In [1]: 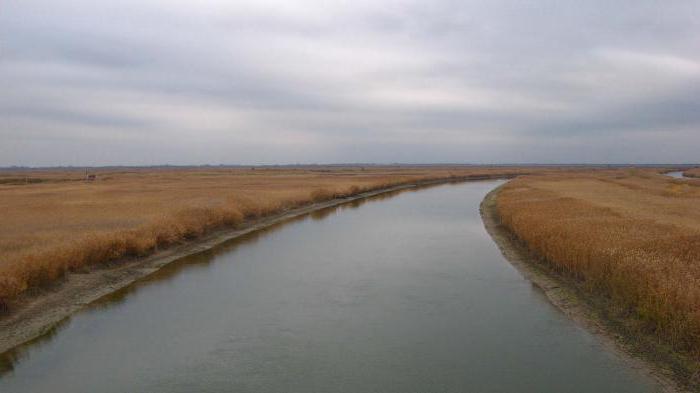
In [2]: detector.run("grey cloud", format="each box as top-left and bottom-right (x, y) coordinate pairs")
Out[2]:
(1, 0), (699, 166)
(526, 85), (700, 137)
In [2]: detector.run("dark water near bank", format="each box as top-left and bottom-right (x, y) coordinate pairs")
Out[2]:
(0, 181), (660, 392)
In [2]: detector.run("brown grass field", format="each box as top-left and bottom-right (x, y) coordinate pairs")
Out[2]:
(0, 166), (535, 307)
(684, 168), (700, 178)
(497, 169), (700, 358)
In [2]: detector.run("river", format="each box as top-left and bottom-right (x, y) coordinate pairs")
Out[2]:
(0, 180), (661, 392)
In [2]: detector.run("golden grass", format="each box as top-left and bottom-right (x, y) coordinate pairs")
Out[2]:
(0, 166), (533, 305)
(684, 168), (700, 179)
(497, 169), (700, 357)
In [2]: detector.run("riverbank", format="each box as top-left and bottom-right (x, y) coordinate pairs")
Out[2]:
(0, 175), (515, 355)
(1, 166), (546, 305)
(481, 184), (695, 392)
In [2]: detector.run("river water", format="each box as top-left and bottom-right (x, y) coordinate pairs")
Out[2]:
(0, 181), (660, 392)
(666, 171), (688, 179)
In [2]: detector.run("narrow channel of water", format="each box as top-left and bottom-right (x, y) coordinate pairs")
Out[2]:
(0, 181), (661, 392)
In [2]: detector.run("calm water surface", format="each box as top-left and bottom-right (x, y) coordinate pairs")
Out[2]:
(0, 181), (660, 392)
(666, 171), (688, 179)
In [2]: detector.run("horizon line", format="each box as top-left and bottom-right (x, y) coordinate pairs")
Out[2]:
(1, 163), (698, 171)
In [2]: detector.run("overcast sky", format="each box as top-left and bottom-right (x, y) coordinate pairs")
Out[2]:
(1, 0), (699, 166)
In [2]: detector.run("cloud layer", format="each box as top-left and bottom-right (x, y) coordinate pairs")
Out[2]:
(2, 0), (699, 165)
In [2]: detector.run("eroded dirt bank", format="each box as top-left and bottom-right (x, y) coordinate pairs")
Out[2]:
(480, 185), (694, 393)
(0, 175), (511, 356)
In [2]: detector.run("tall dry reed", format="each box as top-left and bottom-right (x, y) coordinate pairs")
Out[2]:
(497, 171), (700, 356)
(685, 168), (700, 179)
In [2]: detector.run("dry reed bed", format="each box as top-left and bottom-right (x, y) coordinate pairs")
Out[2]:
(684, 168), (700, 179)
(0, 167), (532, 307)
(496, 170), (700, 357)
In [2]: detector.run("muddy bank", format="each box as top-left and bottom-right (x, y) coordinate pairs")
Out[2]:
(0, 175), (513, 355)
(480, 185), (694, 393)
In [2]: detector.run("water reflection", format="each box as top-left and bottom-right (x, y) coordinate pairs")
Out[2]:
(0, 182), (450, 373)
(91, 184), (442, 310)
(0, 319), (69, 376)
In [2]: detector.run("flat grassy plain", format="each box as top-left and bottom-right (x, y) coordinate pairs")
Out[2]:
(0, 166), (533, 306)
(497, 169), (700, 359)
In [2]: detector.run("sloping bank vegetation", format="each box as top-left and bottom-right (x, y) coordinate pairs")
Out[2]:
(0, 167), (533, 311)
(495, 169), (700, 383)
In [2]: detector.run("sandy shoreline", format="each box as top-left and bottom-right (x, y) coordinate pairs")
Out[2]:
(0, 175), (511, 356)
(480, 185), (693, 393)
